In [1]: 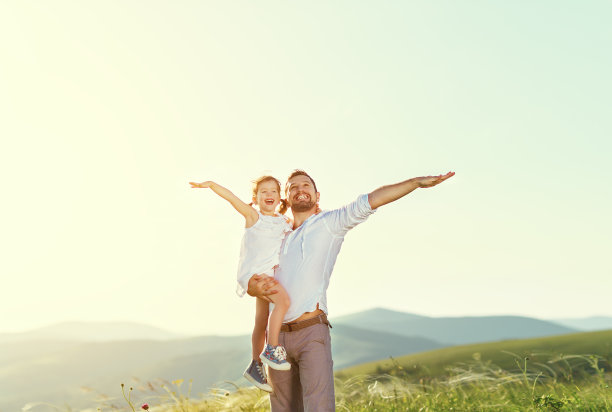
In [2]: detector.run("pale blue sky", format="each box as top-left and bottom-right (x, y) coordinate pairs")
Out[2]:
(1, 1), (610, 335)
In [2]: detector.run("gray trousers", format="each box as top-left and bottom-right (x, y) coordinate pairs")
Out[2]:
(268, 323), (335, 412)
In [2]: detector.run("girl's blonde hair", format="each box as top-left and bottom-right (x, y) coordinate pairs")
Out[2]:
(250, 175), (288, 215)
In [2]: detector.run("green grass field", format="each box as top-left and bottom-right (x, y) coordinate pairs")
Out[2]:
(116, 330), (612, 411)
(338, 329), (612, 379)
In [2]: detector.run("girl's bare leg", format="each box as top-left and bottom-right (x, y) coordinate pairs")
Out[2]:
(266, 283), (291, 347)
(252, 297), (269, 360)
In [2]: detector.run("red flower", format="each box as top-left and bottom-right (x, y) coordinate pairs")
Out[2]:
(141, 403), (149, 411)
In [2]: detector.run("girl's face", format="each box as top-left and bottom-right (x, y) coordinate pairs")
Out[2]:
(254, 180), (281, 215)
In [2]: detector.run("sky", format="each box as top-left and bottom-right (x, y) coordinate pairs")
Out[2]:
(1, 1), (610, 336)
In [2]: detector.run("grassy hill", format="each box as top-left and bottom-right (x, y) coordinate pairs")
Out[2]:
(4, 318), (609, 411)
(338, 328), (612, 379)
(144, 329), (612, 412)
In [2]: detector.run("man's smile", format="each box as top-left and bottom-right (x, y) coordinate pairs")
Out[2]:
(294, 193), (310, 202)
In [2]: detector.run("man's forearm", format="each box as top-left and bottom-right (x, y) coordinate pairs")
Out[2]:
(367, 172), (455, 209)
(368, 178), (420, 209)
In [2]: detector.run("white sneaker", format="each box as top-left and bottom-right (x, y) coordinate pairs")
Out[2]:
(243, 359), (273, 392)
(260, 344), (291, 371)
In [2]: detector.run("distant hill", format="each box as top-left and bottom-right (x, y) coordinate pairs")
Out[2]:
(551, 316), (612, 331)
(0, 335), (250, 410)
(0, 321), (184, 343)
(0, 323), (440, 411)
(329, 324), (442, 369)
(332, 308), (428, 324)
(334, 308), (577, 344)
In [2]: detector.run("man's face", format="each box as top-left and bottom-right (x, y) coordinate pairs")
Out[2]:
(286, 175), (319, 213)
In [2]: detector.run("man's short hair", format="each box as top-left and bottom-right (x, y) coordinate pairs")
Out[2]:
(286, 169), (318, 194)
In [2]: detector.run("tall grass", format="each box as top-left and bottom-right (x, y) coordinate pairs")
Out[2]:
(333, 353), (611, 411)
(110, 352), (611, 411)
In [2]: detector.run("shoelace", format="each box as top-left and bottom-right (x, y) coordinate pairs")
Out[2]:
(256, 363), (267, 379)
(273, 346), (287, 361)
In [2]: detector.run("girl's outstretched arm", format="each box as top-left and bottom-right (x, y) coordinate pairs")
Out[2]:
(190, 181), (258, 226)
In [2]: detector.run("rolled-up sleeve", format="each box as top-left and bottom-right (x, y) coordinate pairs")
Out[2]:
(323, 194), (376, 236)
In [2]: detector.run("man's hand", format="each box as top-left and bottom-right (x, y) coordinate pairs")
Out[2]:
(247, 274), (279, 303)
(416, 171), (455, 188)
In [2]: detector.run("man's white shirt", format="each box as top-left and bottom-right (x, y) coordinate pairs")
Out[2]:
(275, 194), (376, 322)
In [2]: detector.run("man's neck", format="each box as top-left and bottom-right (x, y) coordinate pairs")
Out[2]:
(292, 209), (316, 229)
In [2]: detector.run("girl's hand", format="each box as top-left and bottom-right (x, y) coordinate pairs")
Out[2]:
(189, 181), (214, 188)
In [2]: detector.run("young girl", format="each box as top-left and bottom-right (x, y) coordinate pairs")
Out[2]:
(189, 176), (292, 392)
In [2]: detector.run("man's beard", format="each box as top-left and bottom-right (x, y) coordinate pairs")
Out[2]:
(291, 198), (316, 212)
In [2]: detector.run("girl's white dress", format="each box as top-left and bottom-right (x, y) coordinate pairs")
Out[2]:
(236, 212), (292, 297)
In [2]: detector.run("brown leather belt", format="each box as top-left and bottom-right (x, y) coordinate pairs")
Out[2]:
(280, 314), (331, 332)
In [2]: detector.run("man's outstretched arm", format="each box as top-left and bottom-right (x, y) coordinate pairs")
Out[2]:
(368, 171), (455, 209)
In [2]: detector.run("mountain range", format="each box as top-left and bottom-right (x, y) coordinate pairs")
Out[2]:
(0, 321), (183, 344)
(333, 308), (577, 345)
(1, 308), (610, 411)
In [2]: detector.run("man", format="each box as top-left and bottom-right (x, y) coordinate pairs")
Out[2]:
(248, 169), (454, 411)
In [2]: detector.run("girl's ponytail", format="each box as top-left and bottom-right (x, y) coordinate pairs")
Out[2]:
(278, 199), (288, 215)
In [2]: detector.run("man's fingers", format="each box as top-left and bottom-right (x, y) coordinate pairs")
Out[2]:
(427, 172), (454, 186)
(262, 280), (279, 291)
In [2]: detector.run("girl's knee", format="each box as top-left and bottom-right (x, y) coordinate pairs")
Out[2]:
(276, 293), (290, 309)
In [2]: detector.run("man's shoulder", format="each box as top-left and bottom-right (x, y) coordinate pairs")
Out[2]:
(308, 208), (342, 227)
(305, 210), (329, 224)
(313, 208), (337, 220)
(320, 195), (369, 215)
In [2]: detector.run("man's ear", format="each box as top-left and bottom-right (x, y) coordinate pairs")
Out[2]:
(316, 192), (320, 203)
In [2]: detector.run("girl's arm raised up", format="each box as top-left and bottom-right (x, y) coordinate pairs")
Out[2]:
(190, 181), (258, 226)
